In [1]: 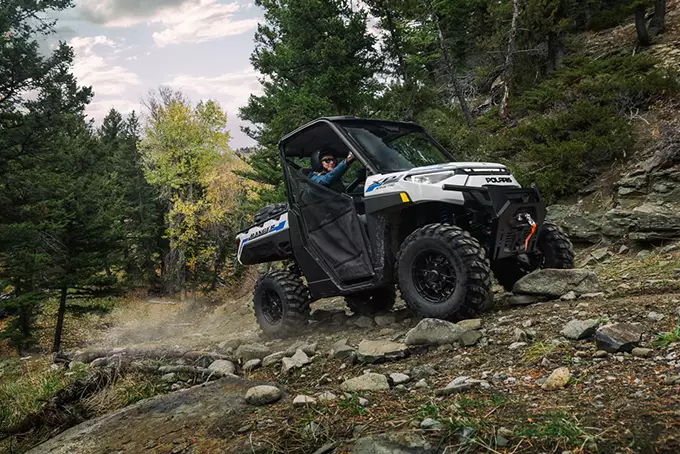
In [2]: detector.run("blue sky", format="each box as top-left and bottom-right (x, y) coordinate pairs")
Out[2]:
(52, 0), (264, 148)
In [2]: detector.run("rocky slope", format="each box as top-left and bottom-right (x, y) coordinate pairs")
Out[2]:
(28, 246), (680, 454)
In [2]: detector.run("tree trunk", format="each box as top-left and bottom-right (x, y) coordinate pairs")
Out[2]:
(52, 286), (68, 353)
(500, 0), (520, 120)
(649, 0), (666, 35)
(547, 31), (565, 73)
(635, 4), (651, 46)
(427, 1), (473, 125)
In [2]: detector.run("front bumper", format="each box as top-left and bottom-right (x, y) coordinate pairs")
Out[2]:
(443, 184), (547, 260)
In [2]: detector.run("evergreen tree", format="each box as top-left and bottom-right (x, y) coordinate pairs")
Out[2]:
(239, 0), (380, 186)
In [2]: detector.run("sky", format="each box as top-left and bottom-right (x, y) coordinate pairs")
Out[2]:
(51, 0), (264, 148)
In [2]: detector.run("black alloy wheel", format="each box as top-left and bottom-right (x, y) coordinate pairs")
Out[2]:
(260, 289), (283, 325)
(412, 249), (457, 304)
(253, 271), (311, 336)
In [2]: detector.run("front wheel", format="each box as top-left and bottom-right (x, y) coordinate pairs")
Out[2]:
(396, 224), (491, 319)
(253, 271), (311, 337)
(492, 222), (575, 291)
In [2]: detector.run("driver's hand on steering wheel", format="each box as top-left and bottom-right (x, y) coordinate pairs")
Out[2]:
(345, 151), (355, 164)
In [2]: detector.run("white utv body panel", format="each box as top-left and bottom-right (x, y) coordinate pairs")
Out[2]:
(236, 212), (289, 264)
(364, 162), (520, 203)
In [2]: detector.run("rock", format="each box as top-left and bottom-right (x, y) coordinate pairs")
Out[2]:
(302, 421), (324, 438)
(161, 373), (177, 382)
(310, 308), (345, 321)
(317, 391), (338, 403)
(595, 323), (644, 353)
(285, 341), (317, 357)
(593, 350), (609, 358)
(547, 204), (602, 243)
(245, 385), (282, 405)
(394, 385), (408, 394)
(262, 351), (286, 367)
(208, 359), (236, 375)
(581, 292), (605, 299)
(513, 328), (529, 343)
(420, 418), (443, 431)
(349, 433), (433, 454)
(358, 397), (369, 406)
(590, 248), (611, 261)
(636, 250), (652, 260)
(235, 343), (272, 362)
(647, 311), (665, 322)
(243, 359), (261, 372)
(631, 347), (653, 358)
(353, 316), (375, 329)
(293, 395), (317, 406)
(560, 291), (577, 301)
(513, 269), (599, 298)
(618, 245), (629, 254)
(507, 294), (539, 306)
(331, 340), (356, 361)
(414, 379), (429, 389)
(374, 314), (397, 327)
(541, 367), (571, 390)
(561, 319), (599, 340)
(459, 330), (483, 347)
(405, 318), (466, 346)
(389, 373), (410, 385)
(664, 375), (680, 385)
(411, 365), (437, 380)
(457, 319), (482, 330)
(508, 342), (528, 350)
(340, 373), (390, 392)
(281, 349), (311, 373)
(357, 340), (408, 363)
(435, 383), (473, 396)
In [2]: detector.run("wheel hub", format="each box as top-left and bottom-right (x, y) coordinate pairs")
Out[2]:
(261, 289), (283, 325)
(412, 250), (457, 304)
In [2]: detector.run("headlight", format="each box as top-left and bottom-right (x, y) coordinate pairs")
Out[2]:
(407, 172), (455, 185)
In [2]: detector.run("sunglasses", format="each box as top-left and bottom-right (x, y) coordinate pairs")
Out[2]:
(321, 158), (336, 164)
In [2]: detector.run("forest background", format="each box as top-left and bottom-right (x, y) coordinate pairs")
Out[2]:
(1, 0), (678, 354)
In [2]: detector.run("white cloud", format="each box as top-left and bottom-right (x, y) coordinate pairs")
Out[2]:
(69, 36), (141, 97)
(151, 0), (260, 47)
(165, 69), (262, 114)
(76, 0), (259, 46)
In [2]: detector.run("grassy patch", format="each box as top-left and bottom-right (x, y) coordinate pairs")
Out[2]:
(516, 413), (598, 448)
(524, 341), (569, 362)
(337, 393), (369, 416)
(653, 319), (680, 348)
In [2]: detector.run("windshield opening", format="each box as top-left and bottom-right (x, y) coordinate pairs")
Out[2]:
(340, 122), (453, 173)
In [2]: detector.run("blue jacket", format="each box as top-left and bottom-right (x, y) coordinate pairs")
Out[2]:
(309, 160), (350, 187)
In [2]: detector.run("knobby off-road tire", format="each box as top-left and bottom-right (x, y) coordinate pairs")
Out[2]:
(253, 271), (311, 337)
(492, 222), (575, 292)
(396, 224), (492, 319)
(253, 202), (289, 224)
(345, 286), (396, 316)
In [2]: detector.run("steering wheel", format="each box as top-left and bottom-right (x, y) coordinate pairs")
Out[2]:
(346, 167), (367, 194)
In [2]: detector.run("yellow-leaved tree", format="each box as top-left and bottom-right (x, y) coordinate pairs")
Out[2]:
(140, 87), (259, 297)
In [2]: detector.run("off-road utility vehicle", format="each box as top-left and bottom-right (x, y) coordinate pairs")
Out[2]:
(236, 117), (574, 335)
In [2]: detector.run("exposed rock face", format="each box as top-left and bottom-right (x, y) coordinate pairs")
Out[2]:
(348, 432), (434, 454)
(547, 204), (602, 243)
(356, 340), (408, 363)
(405, 318), (466, 346)
(595, 323), (644, 353)
(513, 269), (599, 298)
(340, 373), (390, 392)
(28, 378), (276, 454)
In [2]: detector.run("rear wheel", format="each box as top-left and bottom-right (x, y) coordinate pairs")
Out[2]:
(396, 224), (491, 319)
(253, 271), (311, 337)
(345, 286), (396, 316)
(492, 222), (574, 291)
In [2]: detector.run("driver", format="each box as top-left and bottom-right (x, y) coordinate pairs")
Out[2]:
(310, 150), (355, 191)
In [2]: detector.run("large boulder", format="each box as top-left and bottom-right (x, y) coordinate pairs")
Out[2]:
(595, 323), (644, 353)
(356, 340), (408, 363)
(513, 269), (599, 298)
(405, 318), (466, 346)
